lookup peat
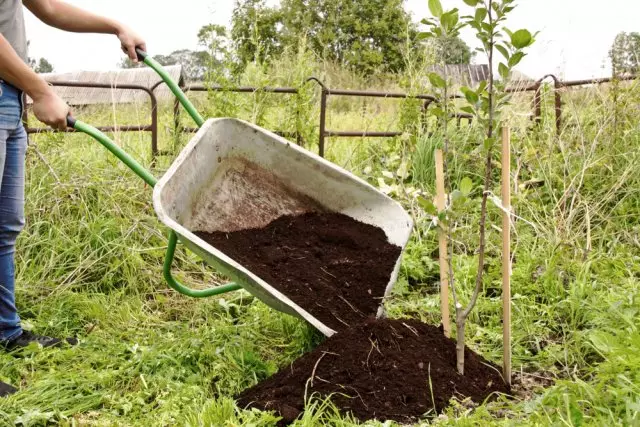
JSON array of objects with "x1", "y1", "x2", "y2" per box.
[
  {"x1": 194, "y1": 212, "x2": 402, "y2": 332},
  {"x1": 236, "y1": 317, "x2": 510, "y2": 425}
]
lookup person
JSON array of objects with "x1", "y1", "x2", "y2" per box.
[{"x1": 0, "y1": 0, "x2": 146, "y2": 396}]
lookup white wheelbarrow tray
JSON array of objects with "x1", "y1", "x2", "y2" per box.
[{"x1": 152, "y1": 117, "x2": 413, "y2": 337}]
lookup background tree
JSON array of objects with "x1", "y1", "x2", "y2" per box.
[
  {"x1": 119, "y1": 50, "x2": 209, "y2": 81},
  {"x1": 230, "y1": 0, "x2": 284, "y2": 68},
  {"x1": 26, "y1": 40, "x2": 55, "y2": 73},
  {"x1": 432, "y1": 35, "x2": 474, "y2": 64},
  {"x1": 198, "y1": 24, "x2": 230, "y2": 63},
  {"x1": 229, "y1": 0, "x2": 420, "y2": 76},
  {"x1": 34, "y1": 58, "x2": 54, "y2": 73},
  {"x1": 609, "y1": 32, "x2": 640, "y2": 77},
  {"x1": 279, "y1": 0, "x2": 419, "y2": 76}
]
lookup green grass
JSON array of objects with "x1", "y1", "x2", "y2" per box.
[{"x1": 0, "y1": 63, "x2": 639, "y2": 426}]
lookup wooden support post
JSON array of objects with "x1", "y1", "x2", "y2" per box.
[
  {"x1": 501, "y1": 126, "x2": 512, "y2": 386},
  {"x1": 435, "y1": 149, "x2": 450, "y2": 337}
]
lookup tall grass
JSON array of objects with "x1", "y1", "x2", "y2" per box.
[{"x1": 0, "y1": 49, "x2": 638, "y2": 426}]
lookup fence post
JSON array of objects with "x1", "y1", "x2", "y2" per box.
[
  {"x1": 319, "y1": 88, "x2": 327, "y2": 158},
  {"x1": 553, "y1": 77, "x2": 562, "y2": 135},
  {"x1": 532, "y1": 81, "x2": 542, "y2": 126}
]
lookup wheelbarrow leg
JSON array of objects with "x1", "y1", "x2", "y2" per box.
[{"x1": 163, "y1": 230, "x2": 241, "y2": 297}]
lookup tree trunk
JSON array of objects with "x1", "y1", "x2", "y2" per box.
[{"x1": 456, "y1": 310, "x2": 465, "y2": 375}]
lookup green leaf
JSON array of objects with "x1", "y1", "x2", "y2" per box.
[
  {"x1": 417, "y1": 32, "x2": 432, "y2": 40},
  {"x1": 484, "y1": 137, "x2": 495, "y2": 151},
  {"x1": 495, "y1": 44, "x2": 510, "y2": 60},
  {"x1": 474, "y1": 7, "x2": 487, "y2": 22},
  {"x1": 511, "y1": 29, "x2": 533, "y2": 49},
  {"x1": 440, "y1": 10, "x2": 459, "y2": 33},
  {"x1": 451, "y1": 190, "x2": 466, "y2": 207},
  {"x1": 428, "y1": 0, "x2": 443, "y2": 17},
  {"x1": 437, "y1": 211, "x2": 448, "y2": 224},
  {"x1": 396, "y1": 161, "x2": 410, "y2": 179},
  {"x1": 463, "y1": 0, "x2": 479, "y2": 5},
  {"x1": 460, "y1": 106, "x2": 475, "y2": 115},
  {"x1": 589, "y1": 331, "x2": 617, "y2": 354},
  {"x1": 509, "y1": 51, "x2": 525, "y2": 67},
  {"x1": 477, "y1": 80, "x2": 488, "y2": 93},
  {"x1": 460, "y1": 177, "x2": 473, "y2": 195},
  {"x1": 431, "y1": 106, "x2": 444, "y2": 117},
  {"x1": 461, "y1": 86, "x2": 479, "y2": 104},
  {"x1": 440, "y1": 9, "x2": 458, "y2": 34},
  {"x1": 418, "y1": 196, "x2": 438, "y2": 215},
  {"x1": 428, "y1": 72, "x2": 446, "y2": 88},
  {"x1": 499, "y1": 62, "x2": 509, "y2": 80}
]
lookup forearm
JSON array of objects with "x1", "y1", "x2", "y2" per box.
[
  {"x1": 0, "y1": 35, "x2": 51, "y2": 99},
  {"x1": 23, "y1": 0, "x2": 123, "y2": 35}
]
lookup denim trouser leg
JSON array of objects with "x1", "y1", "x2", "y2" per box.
[{"x1": 0, "y1": 83, "x2": 26, "y2": 342}]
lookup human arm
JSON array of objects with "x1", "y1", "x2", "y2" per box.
[
  {"x1": 0, "y1": 34, "x2": 69, "y2": 130},
  {"x1": 23, "y1": 0, "x2": 146, "y2": 61}
]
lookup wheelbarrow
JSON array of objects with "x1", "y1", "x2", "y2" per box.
[{"x1": 65, "y1": 49, "x2": 414, "y2": 337}]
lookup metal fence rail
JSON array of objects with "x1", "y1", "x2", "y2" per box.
[
  {"x1": 22, "y1": 81, "x2": 159, "y2": 160},
  {"x1": 21, "y1": 73, "x2": 638, "y2": 162}
]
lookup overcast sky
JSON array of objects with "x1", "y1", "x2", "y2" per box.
[{"x1": 23, "y1": 0, "x2": 639, "y2": 81}]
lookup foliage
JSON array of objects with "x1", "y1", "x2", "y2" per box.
[
  {"x1": 3, "y1": 1, "x2": 640, "y2": 425},
  {"x1": 418, "y1": 0, "x2": 536, "y2": 375},
  {"x1": 279, "y1": 0, "x2": 419, "y2": 76},
  {"x1": 230, "y1": 0, "x2": 285, "y2": 70},
  {"x1": 609, "y1": 31, "x2": 640, "y2": 77},
  {"x1": 26, "y1": 40, "x2": 54, "y2": 73},
  {"x1": 432, "y1": 35, "x2": 475, "y2": 65},
  {"x1": 230, "y1": 0, "x2": 421, "y2": 76},
  {"x1": 119, "y1": 49, "x2": 209, "y2": 81},
  {"x1": 119, "y1": 25, "x2": 231, "y2": 81},
  {"x1": 34, "y1": 57, "x2": 54, "y2": 74}
]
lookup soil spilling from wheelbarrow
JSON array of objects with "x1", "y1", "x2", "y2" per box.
[
  {"x1": 194, "y1": 212, "x2": 402, "y2": 332},
  {"x1": 235, "y1": 317, "x2": 509, "y2": 425}
]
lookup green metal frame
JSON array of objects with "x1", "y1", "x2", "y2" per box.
[{"x1": 68, "y1": 50, "x2": 241, "y2": 298}]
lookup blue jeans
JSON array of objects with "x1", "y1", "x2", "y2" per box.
[{"x1": 0, "y1": 81, "x2": 26, "y2": 341}]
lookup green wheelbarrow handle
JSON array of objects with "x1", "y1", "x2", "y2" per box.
[{"x1": 65, "y1": 49, "x2": 241, "y2": 298}]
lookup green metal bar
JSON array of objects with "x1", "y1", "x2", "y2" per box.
[
  {"x1": 70, "y1": 118, "x2": 238, "y2": 298},
  {"x1": 72, "y1": 119, "x2": 158, "y2": 187},
  {"x1": 137, "y1": 49, "x2": 205, "y2": 127},
  {"x1": 164, "y1": 231, "x2": 241, "y2": 297}
]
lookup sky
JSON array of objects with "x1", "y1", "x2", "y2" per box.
[{"x1": 22, "y1": 0, "x2": 640, "y2": 81}]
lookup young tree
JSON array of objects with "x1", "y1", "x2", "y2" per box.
[{"x1": 418, "y1": 0, "x2": 535, "y2": 376}]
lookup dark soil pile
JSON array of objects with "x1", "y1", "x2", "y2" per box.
[
  {"x1": 195, "y1": 212, "x2": 402, "y2": 332},
  {"x1": 235, "y1": 317, "x2": 510, "y2": 425}
]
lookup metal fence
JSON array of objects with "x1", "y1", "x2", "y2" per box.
[
  {"x1": 21, "y1": 73, "x2": 638, "y2": 163},
  {"x1": 22, "y1": 81, "x2": 160, "y2": 159}
]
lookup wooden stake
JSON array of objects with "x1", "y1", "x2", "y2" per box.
[
  {"x1": 501, "y1": 126, "x2": 512, "y2": 386},
  {"x1": 435, "y1": 149, "x2": 451, "y2": 337}
]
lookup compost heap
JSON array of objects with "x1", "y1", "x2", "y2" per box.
[
  {"x1": 195, "y1": 211, "x2": 402, "y2": 331},
  {"x1": 194, "y1": 212, "x2": 509, "y2": 424},
  {"x1": 236, "y1": 317, "x2": 509, "y2": 425}
]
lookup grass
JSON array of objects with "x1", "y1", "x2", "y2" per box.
[{"x1": 0, "y1": 58, "x2": 639, "y2": 426}]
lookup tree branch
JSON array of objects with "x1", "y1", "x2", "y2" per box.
[{"x1": 463, "y1": 0, "x2": 495, "y2": 321}]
